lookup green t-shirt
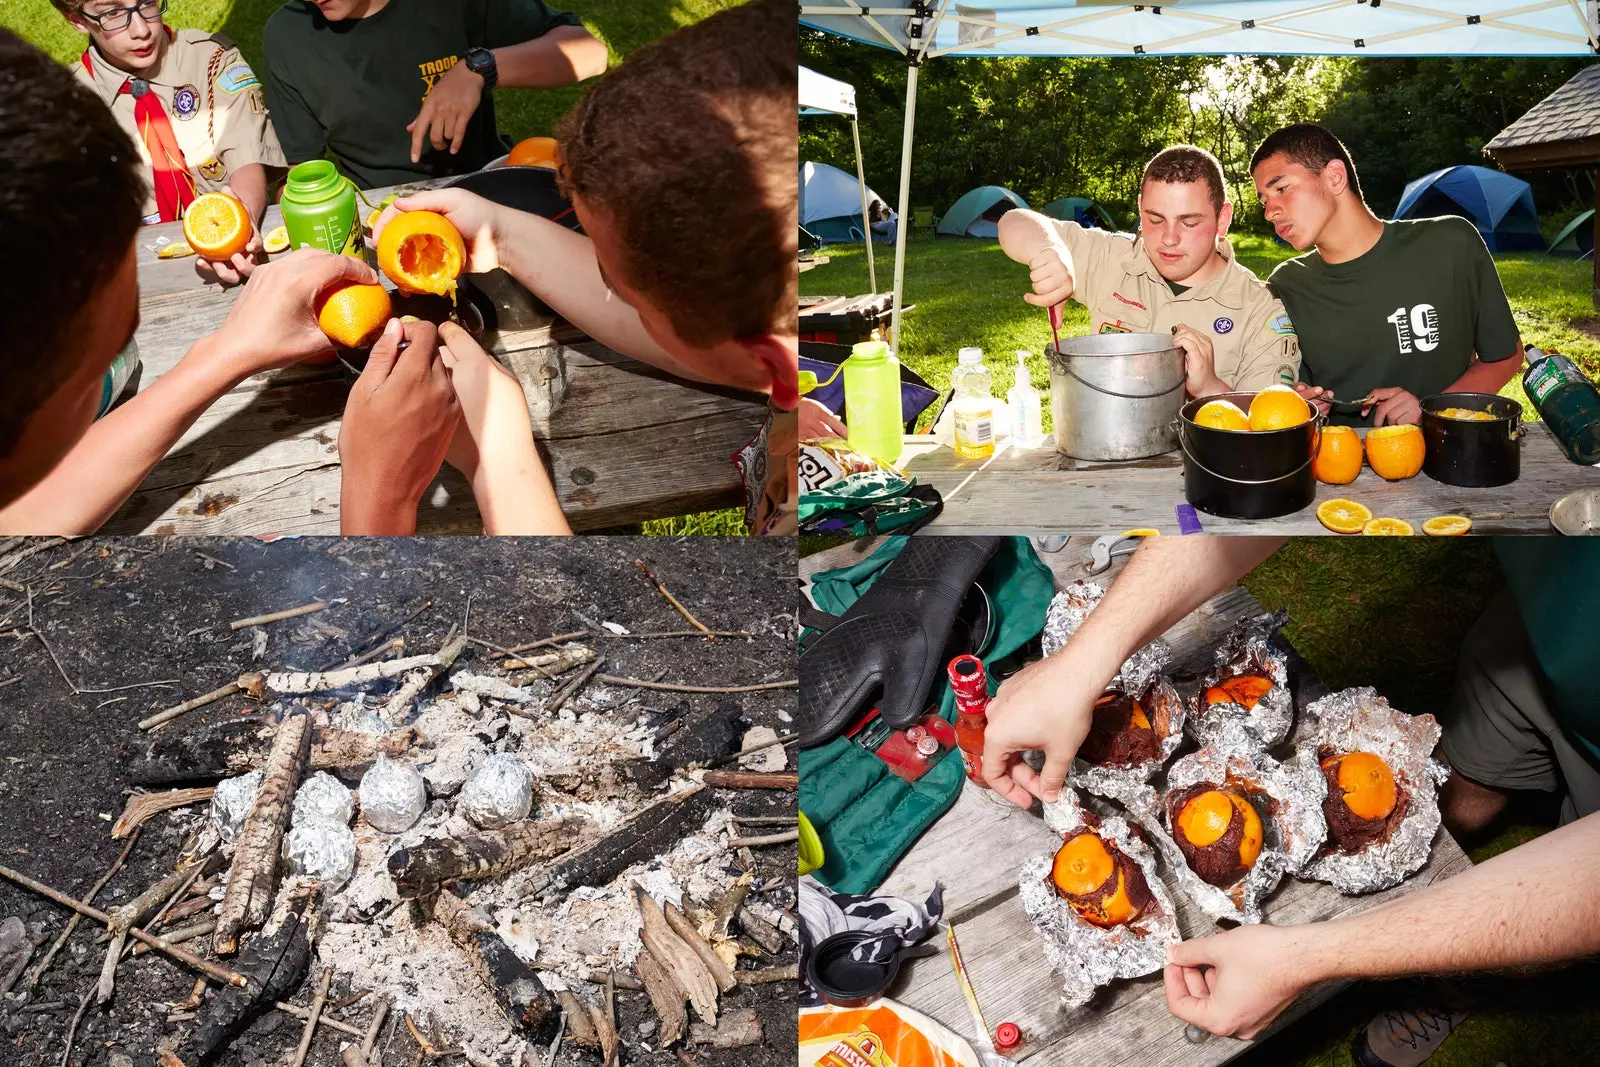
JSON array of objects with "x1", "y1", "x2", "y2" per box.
[
  {"x1": 262, "y1": 0, "x2": 582, "y2": 190},
  {"x1": 1267, "y1": 217, "x2": 1520, "y2": 427},
  {"x1": 1495, "y1": 539, "x2": 1600, "y2": 763}
]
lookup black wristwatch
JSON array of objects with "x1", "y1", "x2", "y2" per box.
[{"x1": 462, "y1": 46, "x2": 498, "y2": 91}]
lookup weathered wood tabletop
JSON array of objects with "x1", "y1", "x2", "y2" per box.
[
  {"x1": 108, "y1": 180, "x2": 769, "y2": 534},
  {"x1": 900, "y1": 428, "x2": 1599, "y2": 535},
  {"x1": 801, "y1": 536, "x2": 1474, "y2": 1067}
]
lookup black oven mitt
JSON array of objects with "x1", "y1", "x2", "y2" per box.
[{"x1": 799, "y1": 536, "x2": 1000, "y2": 748}]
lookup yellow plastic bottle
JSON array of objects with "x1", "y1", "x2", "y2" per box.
[{"x1": 950, "y1": 347, "x2": 996, "y2": 460}]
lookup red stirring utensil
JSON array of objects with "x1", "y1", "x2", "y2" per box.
[{"x1": 1047, "y1": 302, "x2": 1063, "y2": 354}]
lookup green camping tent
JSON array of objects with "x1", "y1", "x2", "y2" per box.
[
  {"x1": 937, "y1": 186, "x2": 1028, "y2": 238},
  {"x1": 1042, "y1": 197, "x2": 1118, "y2": 231},
  {"x1": 1550, "y1": 209, "x2": 1595, "y2": 258}
]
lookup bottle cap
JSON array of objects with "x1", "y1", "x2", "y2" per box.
[
  {"x1": 958, "y1": 346, "x2": 983, "y2": 365},
  {"x1": 995, "y1": 1022, "x2": 1022, "y2": 1050},
  {"x1": 906, "y1": 726, "x2": 928, "y2": 744},
  {"x1": 850, "y1": 339, "x2": 890, "y2": 361}
]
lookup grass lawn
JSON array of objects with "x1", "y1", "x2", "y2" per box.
[{"x1": 802, "y1": 234, "x2": 1600, "y2": 431}]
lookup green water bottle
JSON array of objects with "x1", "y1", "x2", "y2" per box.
[
  {"x1": 281, "y1": 160, "x2": 362, "y2": 258},
  {"x1": 842, "y1": 339, "x2": 903, "y2": 465},
  {"x1": 1523, "y1": 347, "x2": 1600, "y2": 465}
]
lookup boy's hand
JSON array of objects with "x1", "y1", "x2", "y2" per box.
[
  {"x1": 798, "y1": 397, "x2": 848, "y2": 441},
  {"x1": 339, "y1": 318, "x2": 461, "y2": 533},
  {"x1": 196, "y1": 230, "x2": 264, "y2": 288},
  {"x1": 1022, "y1": 245, "x2": 1073, "y2": 309},
  {"x1": 1292, "y1": 382, "x2": 1334, "y2": 418},
  {"x1": 204, "y1": 248, "x2": 379, "y2": 378},
  {"x1": 1364, "y1": 386, "x2": 1421, "y2": 426},
  {"x1": 373, "y1": 190, "x2": 504, "y2": 274},
  {"x1": 408, "y1": 61, "x2": 486, "y2": 163},
  {"x1": 1172, "y1": 324, "x2": 1230, "y2": 399}
]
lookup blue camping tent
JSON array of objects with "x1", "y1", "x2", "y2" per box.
[
  {"x1": 1042, "y1": 196, "x2": 1118, "y2": 231},
  {"x1": 1394, "y1": 166, "x2": 1547, "y2": 252},
  {"x1": 937, "y1": 186, "x2": 1029, "y2": 238},
  {"x1": 801, "y1": 161, "x2": 895, "y2": 244}
]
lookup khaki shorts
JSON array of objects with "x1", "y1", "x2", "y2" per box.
[{"x1": 1439, "y1": 588, "x2": 1600, "y2": 825}]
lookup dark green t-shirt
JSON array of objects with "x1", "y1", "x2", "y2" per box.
[
  {"x1": 1268, "y1": 217, "x2": 1520, "y2": 427},
  {"x1": 1495, "y1": 539, "x2": 1600, "y2": 763},
  {"x1": 262, "y1": 0, "x2": 582, "y2": 190}
]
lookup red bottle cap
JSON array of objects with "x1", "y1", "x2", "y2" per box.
[
  {"x1": 947, "y1": 654, "x2": 988, "y2": 701},
  {"x1": 994, "y1": 1022, "x2": 1022, "y2": 1050}
]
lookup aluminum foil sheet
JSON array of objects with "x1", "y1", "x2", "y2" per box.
[
  {"x1": 457, "y1": 753, "x2": 534, "y2": 829},
  {"x1": 359, "y1": 754, "x2": 427, "y2": 834},
  {"x1": 1188, "y1": 610, "x2": 1293, "y2": 749},
  {"x1": 1041, "y1": 580, "x2": 1173, "y2": 695},
  {"x1": 1071, "y1": 675, "x2": 1188, "y2": 808},
  {"x1": 292, "y1": 771, "x2": 355, "y2": 828},
  {"x1": 1020, "y1": 788, "x2": 1180, "y2": 1008},
  {"x1": 209, "y1": 770, "x2": 264, "y2": 846},
  {"x1": 282, "y1": 820, "x2": 358, "y2": 891},
  {"x1": 1136, "y1": 722, "x2": 1326, "y2": 924},
  {"x1": 1298, "y1": 687, "x2": 1448, "y2": 894}
]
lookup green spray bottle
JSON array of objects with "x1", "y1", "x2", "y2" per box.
[{"x1": 842, "y1": 338, "x2": 903, "y2": 465}]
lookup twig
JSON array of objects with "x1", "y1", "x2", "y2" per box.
[
  {"x1": 635, "y1": 560, "x2": 712, "y2": 636},
  {"x1": 596, "y1": 675, "x2": 796, "y2": 694},
  {"x1": 230, "y1": 600, "x2": 328, "y2": 630},
  {"x1": 503, "y1": 630, "x2": 589, "y2": 655},
  {"x1": 194, "y1": 552, "x2": 235, "y2": 571},
  {"x1": 404, "y1": 1012, "x2": 438, "y2": 1056},
  {"x1": 58, "y1": 984, "x2": 94, "y2": 1067},
  {"x1": 112, "y1": 787, "x2": 214, "y2": 838},
  {"x1": 0, "y1": 676, "x2": 20, "y2": 690},
  {"x1": 0, "y1": 537, "x2": 65, "y2": 575},
  {"x1": 361, "y1": 999, "x2": 390, "y2": 1057},
  {"x1": 544, "y1": 1009, "x2": 566, "y2": 1067},
  {"x1": 31, "y1": 628, "x2": 177, "y2": 694},
  {"x1": 729, "y1": 816, "x2": 798, "y2": 826},
  {"x1": 738, "y1": 964, "x2": 799, "y2": 984},
  {"x1": 726, "y1": 830, "x2": 798, "y2": 849},
  {"x1": 139, "y1": 682, "x2": 243, "y2": 731},
  {"x1": 20, "y1": 827, "x2": 141, "y2": 993},
  {"x1": 341, "y1": 636, "x2": 405, "y2": 670},
  {"x1": 276, "y1": 1000, "x2": 365, "y2": 1039},
  {"x1": 547, "y1": 658, "x2": 603, "y2": 714},
  {"x1": 289, "y1": 966, "x2": 334, "y2": 1067},
  {"x1": 244, "y1": 654, "x2": 442, "y2": 696},
  {"x1": 604, "y1": 630, "x2": 754, "y2": 640},
  {"x1": 102, "y1": 862, "x2": 204, "y2": 1003},
  {"x1": 702, "y1": 772, "x2": 797, "y2": 790},
  {"x1": 130, "y1": 918, "x2": 215, "y2": 954},
  {"x1": 330, "y1": 599, "x2": 434, "y2": 669}
]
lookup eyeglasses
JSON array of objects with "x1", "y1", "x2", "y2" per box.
[{"x1": 81, "y1": 0, "x2": 167, "y2": 33}]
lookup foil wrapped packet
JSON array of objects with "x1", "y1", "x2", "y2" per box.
[
  {"x1": 292, "y1": 771, "x2": 355, "y2": 828},
  {"x1": 282, "y1": 820, "x2": 358, "y2": 891},
  {"x1": 457, "y1": 753, "x2": 534, "y2": 829},
  {"x1": 1298, "y1": 687, "x2": 1448, "y2": 894},
  {"x1": 209, "y1": 770, "x2": 264, "y2": 846},
  {"x1": 1188, "y1": 610, "x2": 1293, "y2": 749},
  {"x1": 359, "y1": 754, "x2": 427, "y2": 834},
  {"x1": 1071, "y1": 676, "x2": 1188, "y2": 808},
  {"x1": 1018, "y1": 787, "x2": 1180, "y2": 1008},
  {"x1": 1041, "y1": 580, "x2": 1173, "y2": 695},
  {"x1": 1136, "y1": 722, "x2": 1326, "y2": 924}
]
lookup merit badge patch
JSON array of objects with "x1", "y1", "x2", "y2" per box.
[
  {"x1": 1213, "y1": 317, "x2": 1234, "y2": 334},
  {"x1": 215, "y1": 62, "x2": 261, "y2": 95},
  {"x1": 171, "y1": 84, "x2": 200, "y2": 119},
  {"x1": 1267, "y1": 312, "x2": 1296, "y2": 336},
  {"x1": 198, "y1": 157, "x2": 226, "y2": 182}
]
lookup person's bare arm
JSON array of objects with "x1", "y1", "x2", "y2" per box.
[
  {"x1": 493, "y1": 25, "x2": 607, "y2": 87},
  {"x1": 1446, "y1": 342, "x2": 1524, "y2": 396},
  {"x1": 229, "y1": 164, "x2": 269, "y2": 225},
  {"x1": 981, "y1": 536, "x2": 1285, "y2": 807},
  {"x1": 998, "y1": 209, "x2": 1076, "y2": 308},
  {"x1": 1166, "y1": 809, "x2": 1600, "y2": 1039}
]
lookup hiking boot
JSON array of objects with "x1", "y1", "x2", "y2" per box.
[{"x1": 1351, "y1": 1004, "x2": 1468, "y2": 1067}]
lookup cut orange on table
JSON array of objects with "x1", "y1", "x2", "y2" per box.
[
  {"x1": 1365, "y1": 423, "x2": 1425, "y2": 480},
  {"x1": 316, "y1": 282, "x2": 392, "y2": 349},
  {"x1": 1313, "y1": 424, "x2": 1362, "y2": 484},
  {"x1": 1120, "y1": 528, "x2": 1161, "y2": 538},
  {"x1": 1362, "y1": 517, "x2": 1415, "y2": 536},
  {"x1": 1194, "y1": 399, "x2": 1250, "y2": 431},
  {"x1": 182, "y1": 192, "x2": 252, "y2": 262},
  {"x1": 377, "y1": 211, "x2": 466, "y2": 296},
  {"x1": 1316, "y1": 498, "x2": 1372, "y2": 534},
  {"x1": 263, "y1": 225, "x2": 290, "y2": 254},
  {"x1": 1248, "y1": 384, "x2": 1311, "y2": 431},
  {"x1": 156, "y1": 242, "x2": 195, "y2": 260},
  {"x1": 1422, "y1": 515, "x2": 1472, "y2": 536},
  {"x1": 507, "y1": 136, "x2": 560, "y2": 168}
]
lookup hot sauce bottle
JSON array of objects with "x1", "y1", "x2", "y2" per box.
[{"x1": 947, "y1": 654, "x2": 991, "y2": 787}]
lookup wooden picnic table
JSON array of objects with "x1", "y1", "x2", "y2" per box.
[
  {"x1": 106, "y1": 179, "x2": 769, "y2": 534},
  {"x1": 900, "y1": 427, "x2": 1599, "y2": 535},
  {"x1": 801, "y1": 536, "x2": 1474, "y2": 1067}
]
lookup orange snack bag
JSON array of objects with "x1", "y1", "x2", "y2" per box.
[{"x1": 800, "y1": 1001, "x2": 983, "y2": 1067}]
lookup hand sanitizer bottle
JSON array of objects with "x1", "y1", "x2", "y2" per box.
[{"x1": 1007, "y1": 350, "x2": 1045, "y2": 449}]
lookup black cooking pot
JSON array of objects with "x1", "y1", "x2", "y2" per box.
[
  {"x1": 334, "y1": 292, "x2": 486, "y2": 377},
  {"x1": 1420, "y1": 392, "x2": 1523, "y2": 488},
  {"x1": 443, "y1": 166, "x2": 581, "y2": 331},
  {"x1": 1176, "y1": 392, "x2": 1322, "y2": 520}
]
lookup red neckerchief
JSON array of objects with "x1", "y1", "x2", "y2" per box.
[{"x1": 82, "y1": 26, "x2": 194, "y2": 223}]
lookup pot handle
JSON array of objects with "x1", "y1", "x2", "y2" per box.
[
  {"x1": 1057, "y1": 359, "x2": 1186, "y2": 401},
  {"x1": 1177, "y1": 420, "x2": 1321, "y2": 487},
  {"x1": 1508, "y1": 408, "x2": 1525, "y2": 441}
]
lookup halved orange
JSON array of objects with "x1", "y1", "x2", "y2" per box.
[
  {"x1": 1334, "y1": 751, "x2": 1398, "y2": 821},
  {"x1": 183, "y1": 192, "x2": 252, "y2": 262},
  {"x1": 1362, "y1": 517, "x2": 1415, "y2": 536},
  {"x1": 1051, "y1": 833, "x2": 1114, "y2": 897},
  {"x1": 507, "y1": 136, "x2": 560, "y2": 168},
  {"x1": 1248, "y1": 385, "x2": 1311, "y2": 432},
  {"x1": 1195, "y1": 399, "x2": 1250, "y2": 432},
  {"x1": 316, "y1": 282, "x2": 393, "y2": 349},
  {"x1": 1365, "y1": 424, "x2": 1425, "y2": 481},
  {"x1": 1177, "y1": 790, "x2": 1235, "y2": 848},
  {"x1": 1316, "y1": 498, "x2": 1372, "y2": 534},
  {"x1": 377, "y1": 210, "x2": 466, "y2": 296},
  {"x1": 1422, "y1": 515, "x2": 1472, "y2": 536}
]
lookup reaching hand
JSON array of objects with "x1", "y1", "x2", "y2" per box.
[
  {"x1": 1292, "y1": 382, "x2": 1333, "y2": 418},
  {"x1": 195, "y1": 230, "x2": 264, "y2": 288},
  {"x1": 978, "y1": 654, "x2": 1099, "y2": 809},
  {"x1": 1163, "y1": 925, "x2": 1321, "y2": 1040},
  {"x1": 205, "y1": 248, "x2": 380, "y2": 377},
  {"x1": 798, "y1": 397, "x2": 848, "y2": 441},
  {"x1": 1172, "y1": 324, "x2": 1227, "y2": 398},
  {"x1": 372, "y1": 189, "x2": 504, "y2": 274},
  {"x1": 1022, "y1": 245, "x2": 1073, "y2": 309},
  {"x1": 407, "y1": 61, "x2": 485, "y2": 163},
  {"x1": 1365, "y1": 386, "x2": 1421, "y2": 426}
]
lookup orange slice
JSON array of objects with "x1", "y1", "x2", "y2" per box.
[
  {"x1": 1422, "y1": 515, "x2": 1472, "y2": 536},
  {"x1": 1316, "y1": 498, "x2": 1372, "y2": 534},
  {"x1": 1362, "y1": 517, "x2": 1415, "y2": 536}
]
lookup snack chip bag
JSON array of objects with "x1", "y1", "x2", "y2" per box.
[
  {"x1": 800, "y1": 1000, "x2": 982, "y2": 1067},
  {"x1": 800, "y1": 436, "x2": 897, "y2": 495}
]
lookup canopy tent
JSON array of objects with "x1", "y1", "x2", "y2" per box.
[
  {"x1": 1042, "y1": 196, "x2": 1118, "y2": 231},
  {"x1": 800, "y1": 0, "x2": 1600, "y2": 346},
  {"x1": 937, "y1": 185, "x2": 1028, "y2": 237},
  {"x1": 1395, "y1": 165, "x2": 1547, "y2": 251},
  {"x1": 1551, "y1": 208, "x2": 1596, "y2": 257},
  {"x1": 799, "y1": 65, "x2": 880, "y2": 290},
  {"x1": 801, "y1": 161, "x2": 896, "y2": 243}
]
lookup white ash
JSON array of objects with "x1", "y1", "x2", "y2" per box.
[
  {"x1": 451, "y1": 671, "x2": 540, "y2": 704},
  {"x1": 508, "y1": 705, "x2": 654, "y2": 780},
  {"x1": 422, "y1": 733, "x2": 490, "y2": 798},
  {"x1": 737, "y1": 726, "x2": 788, "y2": 772},
  {"x1": 360, "y1": 755, "x2": 427, "y2": 834},
  {"x1": 209, "y1": 770, "x2": 264, "y2": 845},
  {"x1": 292, "y1": 772, "x2": 355, "y2": 827},
  {"x1": 458, "y1": 754, "x2": 534, "y2": 829}
]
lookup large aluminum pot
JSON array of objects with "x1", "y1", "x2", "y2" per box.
[
  {"x1": 1550, "y1": 488, "x2": 1600, "y2": 535},
  {"x1": 1046, "y1": 332, "x2": 1186, "y2": 460}
]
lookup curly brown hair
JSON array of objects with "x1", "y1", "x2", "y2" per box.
[
  {"x1": 1142, "y1": 145, "x2": 1228, "y2": 213},
  {"x1": 556, "y1": 0, "x2": 797, "y2": 347}
]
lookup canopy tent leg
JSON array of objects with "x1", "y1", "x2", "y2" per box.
[
  {"x1": 889, "y1": 63, "x2": 919, "y2": 353},
  {"x1": 1593, "y1": 165, "x2": 1598, "y2": 311},
  {"x1": 849, "y1": 116, "x2": 878, "y2": 294}
]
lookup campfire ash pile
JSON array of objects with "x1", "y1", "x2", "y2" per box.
[{"x1": 1, "y1": 626, "x2": 798, "y2": 1067}]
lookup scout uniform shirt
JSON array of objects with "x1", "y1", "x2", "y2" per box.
[
  {"x1": 75, "y1": 27, "x2": 286, "y2": 224},
  {"x1": 1050, "y1": 220, "x2": 1301, "y2": 392}
]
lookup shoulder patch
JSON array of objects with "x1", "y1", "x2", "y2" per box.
[
  {"x1": 216, "y1": 61, "x2": 261, "y2": 95},
  {"x1": 1266, "y1": 312, "x2": 1296, "y2": 336}
]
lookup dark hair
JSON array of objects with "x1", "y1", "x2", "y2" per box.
[
  {"x1": 49, "y1": 0, "x2": 87, "y2": 14},
  {"x1": 0, "y1": 29, "x2": 145, "y2": 457},
  {"x1": 556, "y1": 0, "x2": 797, "y2": 346},
  {"x1": 1249, "y1": 123, "x2": 1363, "y2": 202},
  {"x1": 1141, "y1": 145, "x2": 1227, "y2": 213}
]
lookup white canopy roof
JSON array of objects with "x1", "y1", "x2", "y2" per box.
[{"x1": 800, "y1": 65, "x2": 858, "y2": 116}]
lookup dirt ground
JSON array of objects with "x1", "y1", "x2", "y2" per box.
[{"x1": 0, "y1": 536, "x2": 797, "y2": 1067}]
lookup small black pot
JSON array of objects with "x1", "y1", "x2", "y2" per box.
[
  {"x1": 806, "y1": 931, "x2": 901, "y2": 1008},
  {"x1": 1420, "y1": 392, "x2": 1523, "y2": 488},
  {"x1": 444, "y1": 166, "x2": 581, "y2": 331},
  {"x1": 1177, "y1": 392, "x2": 1322, "y2": 520},
  {"x1": 335, "y1": 292, "x2": 487, "y2": 377}
]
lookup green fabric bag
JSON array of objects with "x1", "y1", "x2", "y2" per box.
[
  {"x1": 798, "y1": 536, "x2": 1055, "y2": 895},
  {"x1": 798, "y1": 470, "x2": 943, "y2": 537}
]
